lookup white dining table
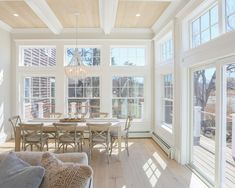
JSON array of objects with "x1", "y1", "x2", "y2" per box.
[{"x1": 15, "y1": 118, "x2": 122, "y2": 159}]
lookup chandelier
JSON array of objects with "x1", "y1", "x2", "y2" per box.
[{"x1": 64, "y1": 13, "x2": 87, "y2": 78}]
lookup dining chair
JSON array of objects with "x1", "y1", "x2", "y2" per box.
[
  {"x1": 9, "y1": 115, "x2": 23, "y2": 149},
  {"x1": 53, "y1": 123, "x2": 83, "y2": 153},
  {"x1": 87, "y1": 122, "x2": 111, "y2": 163},
  {"x1": 110, "y1": 116, "x2": 133, "y2": 156},
  {"x1": 19, "y1": 123, "x2": 49, "y2": 151}
]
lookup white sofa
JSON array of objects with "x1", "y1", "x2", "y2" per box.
[{"x1": 0, "y1": 152, "x2": 93, "y2": 188}]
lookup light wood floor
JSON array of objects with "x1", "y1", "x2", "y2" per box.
[{"x1": 0, "y1": 138, "x2": 208, "y2": 188}]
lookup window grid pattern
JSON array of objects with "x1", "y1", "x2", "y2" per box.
[
  {"x1": 162, "y1": 74, "x2": 173, "y2": 126},
  {"x1": 21, "y1": 47, "x2": 56, "y2": 67},
  {"x1": 24, "y1": 77, "x2": 55, "y2": 119},
  {"x1": 67, "y1": 77, "x2": 100, "y2": 117},
  {"x1": 66, "y1": 48, "x2": 101, "y2": 66},
  {"x1": 111, "y1": 47, "x2": 146, "y2": 66},
  {"x1": 226, "y1": 0, "x2": 235, "y2": 31},
  {"x1": 192, "y1": 5, "x2": 219, "y2": 48},
  {"x1": 160, "y1": 38, "x2": 173, "y2": 63},
  {"x1": 112, "y1": 76, "x2": 144, "y2": 119}
]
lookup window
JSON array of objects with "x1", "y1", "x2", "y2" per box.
[
  {"x1": 191, "y1": 5, "x2": 219, "y2": 48},
  {"x1": 162, "y1": 74, "x2": 173, "y2": 127},
  {"x1": 160, "y1": 38, "x2": 173, "y2": 63},
  {"x1": 20, "y1": 47, "x2": 56, "y2": 67},
  {"x1": 24, "y1": 77, "x2": 55, "y2": 119},
  {"x1": 225, "y1": 0, "x2": 235, "y2": 31},
  {"x1": 112, "y1": 76, "x2": 144, "y2": 119},
  {"x1": 65, "y1": 48, "x2": 101, "y2": 66},
  {"x1": 111, "y1": 47, "x2": 146, "y2": 66},
  {"x1": 67, "y1": 77, "x2": 100, "y2": 117}
]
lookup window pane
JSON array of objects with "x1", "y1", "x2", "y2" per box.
[
  {"x1": 211, "y1": 24, "x2": 219, "y2": 39},
  {"x1": 192, "y1": 68, "x2": 216, "y2": 183},
  {"x1": 210, "y1": 6, "x2": 218, "y2": 25},
  {"x1": 192, "y1": 19, "x2": 200, "y2": 35},
  {"x1": 21, "y1": 47, "x2": 56, "y2": 67},
  {"x1": 23, "y1": 77, "x2": 55, "y2": 119},
  {"x1": 227, "y1": 14, "x2": 235, "y2": 31},
  {"x1": 111, "y1": 47, "x2": 145, "y2": 66},
  {"x1": 164, "y1": 100, "x2": 173, "y2": 125},
  {"x1": 66, "y1": 48, "x2": 101, "y2": 66},
  {"x1": 226, "y1": 0, "x2": 235, "y2": 15},
  {"x1": 112, "y1": 76, "x2": 144, "y2": 119},
  {"x1": 192, "y1": 34, "x2": 200, "y2": 48},
  {"x1": 201, "y1": 12, "x2": 210, "y2": 31},
  {"x1": 201, "y1": 29, "x2": 210, "y2": 43},
  {"x1": 67, "y1": 77, "x2": 100, "y2": 117}
]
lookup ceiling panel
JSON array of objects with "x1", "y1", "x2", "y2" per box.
[
  {"x1": 0, "y1": 1, "x2": 46, "y2": 28},
  {"x1": 115, "y1": 1, "x2": 170, "y2": 28},
  {"x1": 46, "y1": 0, "x2": 100, "y2": 28}
]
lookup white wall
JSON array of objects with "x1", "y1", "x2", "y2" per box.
[{"x1": 0, "y1": 28, "x2": 11, "y2": 142}]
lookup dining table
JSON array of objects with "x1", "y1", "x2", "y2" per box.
[{"x1": 14, "y1": 118, "x2": 122, "y2": 159}]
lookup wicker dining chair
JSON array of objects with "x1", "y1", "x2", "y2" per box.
[
  {"x1": 110, "y1": 116, "x2": 133, "y2": 156},
  {"x1": 53, "y1": 123, "x2": 83, "y2": 153},
  {"x1": 87, "y1": 122, "x2": 111, "y2": 163},
  {"x1": 19, "y1": 123, "x2": 49, "y2": 151}
]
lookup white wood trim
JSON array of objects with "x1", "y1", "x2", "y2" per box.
[
  {"x1": 99, "y1": 0, "x2": 118, "y2": 35},
  {"x1": 120, "y1": 0, "x2": 175, "y2": 2},
  {"x1": 24, "y1": 0, "x2": 63, "y2": 34},
  {"x1": 0, "y1": 20, "x2": 12, "y2": 32}
]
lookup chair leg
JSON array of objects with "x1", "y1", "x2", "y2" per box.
[
  {"x1": 30, "y1": 144, "x2": 33, "y2": 151},
  {"x1": 110, "y1": 138, "x2": 113, "y2": 156},
  {"x1": 125, "y1": 138, "x2": 129, "y2": 156}
]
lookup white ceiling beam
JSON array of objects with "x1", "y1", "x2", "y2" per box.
[
  {"x1": 0, "y1": 20, "x2": 12, "y2": 32},
  {"x1": 99, "y1": 0, "x2": 119, "y2": 35},
  {"x1": 24, "y1": 0, "x2": 63, "y2": 35}
]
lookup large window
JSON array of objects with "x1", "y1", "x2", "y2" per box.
[
  {"x1": 191, "y1": 5, "x2": 219, "y2": 48},
  {"x1": 20, "y1": 47, "x2": 56, "y2": 67},
  {"x1": 23, "y1": 77, "x2": 55, "y2": 119},
  {"x1": 225, "y1": 0, "x2": 235, "y2": 31},
  {"x1": 65, "y1": 47, "x2": 101, "y2": 66},
  {"x1": 111, "y1": 47, "x2": 146, "y2": 66},
  {"x1": 162, "y1": 74, "x2": 173, "y2": 127},
  {"x1": 112, "y1": 76, "x2": 144, "y2": 119},
  {"x1": 67, "y1": 77, "x2": 100, "y2": 117},
  {"x1": 160, "y1": 38, "x2": 173, "y2": 63}
]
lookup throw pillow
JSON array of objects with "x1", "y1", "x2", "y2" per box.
[
  {"x1": 0, "y1": 152, "x2": 45, "y2": 188},
  {"x1": 40, "y1": 152, "x2": 92, "y2": 188}
]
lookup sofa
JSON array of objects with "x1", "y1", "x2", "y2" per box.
[{"x1": 0, "y1": 152, "x2": 93, "y2": 188}]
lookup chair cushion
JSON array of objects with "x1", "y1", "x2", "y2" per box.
[
  {"x1": 40, "y1": 152, "x2": 92, "y2": 188},
  {"x1": 25, "y1": 134, "x2": 48, "y2": 142},
  {"x1": 0, "y1": 152, "x2": 45, "y2": 188}
]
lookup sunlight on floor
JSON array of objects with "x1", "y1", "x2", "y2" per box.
[
  {"x1": 143, "y1": 158, "x2": 161, "y2": 187},
  {"x1": 152, "y1": 152, "x2": 167, "y2": 170}
]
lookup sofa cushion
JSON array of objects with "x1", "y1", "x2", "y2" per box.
[
  {"x1": 0, "y1": 152, "x2": 45, "y2": 188},
  {"x1": 40, "y1": 152, "x2": 92, "y2": 188}
]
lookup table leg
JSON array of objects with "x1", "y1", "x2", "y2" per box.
[
  {"x1": 117, "y1": 126, "x2": 121, "y2": 160},
  {"x1": 15, "y1": 127, "x2": 21, "y2": 151}
]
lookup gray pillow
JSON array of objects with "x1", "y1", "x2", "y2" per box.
[{"x1": 0, "y1": 152, "x2": 45, "y2": 188}]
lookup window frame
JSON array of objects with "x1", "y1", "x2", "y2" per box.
[
  {"x1": 162, "y1": 74, "x2": 174, "y2": 129},
  {"x1": 159, "y1": 36, "x2": 173, "y2": 64},
  {"x1": 66, "y1": 76, "x2": 101, "y2": 115},
  {"x1": 19, "y1": 45, "x2": 57, "y2": 67},
  {"x1": 110, "y1": 45, "x2": 147, "y2": 67},
  {"x1": 190, "y1": 3, "x2": 219, "y2": 48}
]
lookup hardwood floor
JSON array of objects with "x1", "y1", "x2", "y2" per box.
[{"x1": 0, "y1": 138, "x2": 208, "y2": 188}]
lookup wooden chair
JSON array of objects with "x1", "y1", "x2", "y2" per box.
[
  {"x1": 9, "y1": 115, "x2": 23, "y2": 149},
  {"x1": 53, "y1": 123, "x2": 83, "y2": 153},
  {"x1": 19, "y1": 123, "x2": 49, "y2": 151},
  {"x1": 87, "y1": 122, "x2": 111, "y2": 163},
  {"x1": 110, "y1": 116, "x2": 133, "y2": 156}
]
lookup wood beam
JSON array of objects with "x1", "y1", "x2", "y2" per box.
[
  {"x1": 0, "y1": 20, "x2": 12, "y2": 32},
  {"x1": 24, "y1": 0, "x2": 63, "y2": 34},
  {"x1": 99, "y1": 0, "x2": 118, "y2": 35}
]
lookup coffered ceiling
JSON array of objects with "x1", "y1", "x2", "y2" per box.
[{"x1": 0, "y1": 0, "x2": 174, "y2": 34}]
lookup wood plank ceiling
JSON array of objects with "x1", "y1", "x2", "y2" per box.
[
  {"x1": 0, "y1": 1, "x2": 46, "y2": 28},
  {"x1": 115, "y1": 1, "x2": 170, "y2": 28},
  {"x1": 46, "y1": 0, "x2": 100, "y2": 28},
  {"x1": 0, "y1": 0, "x2": 171, "y2": 29}
]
